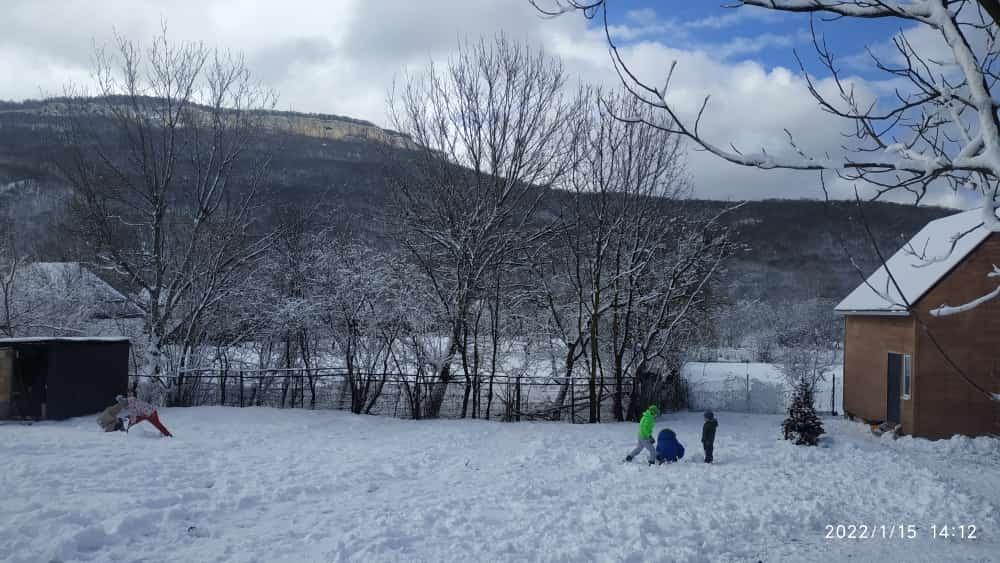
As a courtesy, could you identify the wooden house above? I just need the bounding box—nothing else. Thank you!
[835,209,1000,438]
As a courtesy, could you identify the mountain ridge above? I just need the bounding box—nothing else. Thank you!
[0,96,956,308]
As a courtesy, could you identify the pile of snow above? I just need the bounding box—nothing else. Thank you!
[683,362,843,415]
[2,408,997,561]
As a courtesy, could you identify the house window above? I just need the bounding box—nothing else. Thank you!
[902,354,912,399]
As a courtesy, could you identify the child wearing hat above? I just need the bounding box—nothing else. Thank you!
[624,405,659,465]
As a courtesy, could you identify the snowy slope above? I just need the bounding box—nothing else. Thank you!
[1,408,997,562]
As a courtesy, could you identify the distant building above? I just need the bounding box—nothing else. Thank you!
[836,209,1000,438]
[3,262,143,338]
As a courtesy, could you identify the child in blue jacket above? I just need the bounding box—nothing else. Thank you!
[655,428,685,464]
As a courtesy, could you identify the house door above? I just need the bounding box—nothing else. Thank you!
[12,345,46,419]
[886,353,902,424]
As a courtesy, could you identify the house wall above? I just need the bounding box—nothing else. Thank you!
[913,235,1000,438]
[843,315,915,430]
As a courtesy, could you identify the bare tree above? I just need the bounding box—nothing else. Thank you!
[319,238,416,414]
[532,250,589,420]
[539,90,730,422]
[0,229,28,338]
[563,90,687,421]
[59,28,277,403]
[387,33,578,418]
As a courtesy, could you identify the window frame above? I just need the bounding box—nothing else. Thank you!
[901,353,912,400]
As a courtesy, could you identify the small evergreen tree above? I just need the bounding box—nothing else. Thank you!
[782,380,825,446]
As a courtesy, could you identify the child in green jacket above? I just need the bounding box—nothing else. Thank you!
[624,405,659,465]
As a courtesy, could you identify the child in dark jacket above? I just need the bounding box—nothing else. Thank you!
[702,411,718,463]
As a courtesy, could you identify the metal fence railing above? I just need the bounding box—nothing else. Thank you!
[131,368,646,422]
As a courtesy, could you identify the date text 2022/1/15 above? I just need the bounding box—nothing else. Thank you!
[825,524,978,540]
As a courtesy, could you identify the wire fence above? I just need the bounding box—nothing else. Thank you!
[130,367,647,423]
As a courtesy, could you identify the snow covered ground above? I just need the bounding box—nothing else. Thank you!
[2,408,998,562]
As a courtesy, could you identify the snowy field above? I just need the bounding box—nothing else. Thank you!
[2,409,998,562]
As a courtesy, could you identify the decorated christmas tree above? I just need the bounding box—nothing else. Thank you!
[782,380,825,446]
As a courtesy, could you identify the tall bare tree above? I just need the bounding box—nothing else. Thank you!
[387,33,578,418]
[533,91,733,422]
[562,91,687,421]
[60,28,277,403]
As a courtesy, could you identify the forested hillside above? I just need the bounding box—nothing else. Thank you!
[0,97,950,309]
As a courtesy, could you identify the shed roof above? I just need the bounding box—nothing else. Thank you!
[0,337,130,344]
[835,208,994,315]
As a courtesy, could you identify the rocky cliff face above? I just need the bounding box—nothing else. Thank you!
[257,112,412,147]
[0,97,414,148]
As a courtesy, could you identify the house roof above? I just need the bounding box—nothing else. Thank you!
[23,262,126,300]
[835,208,994,315]
[18,262,143,319]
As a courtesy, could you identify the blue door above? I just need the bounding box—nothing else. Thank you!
[886,353,902,424]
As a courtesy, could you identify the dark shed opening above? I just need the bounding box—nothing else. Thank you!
[0,338,130,420]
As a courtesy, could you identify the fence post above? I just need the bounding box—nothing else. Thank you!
[745,360,750,412]
[570,373,575,424]
[516,374,522,422]
[239,371,245,408]
[220,368,227,406]
[393,377,401,417]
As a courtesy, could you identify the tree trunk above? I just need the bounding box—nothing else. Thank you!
[424,334,460,418]
[553,341,578,421]
[589,310,599,423]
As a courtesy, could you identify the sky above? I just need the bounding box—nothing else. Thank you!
[0,0,972,207]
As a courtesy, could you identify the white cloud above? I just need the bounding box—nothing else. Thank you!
[685,8,782,30]
[713,31,805,59]
[0,0,954,206]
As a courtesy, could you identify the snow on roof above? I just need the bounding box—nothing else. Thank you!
[0,337,130,344]
[17,262,143,319]
[835,208,993,314]
[23,262,127,302]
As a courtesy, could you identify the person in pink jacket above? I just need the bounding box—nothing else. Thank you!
[120,395,173,437]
